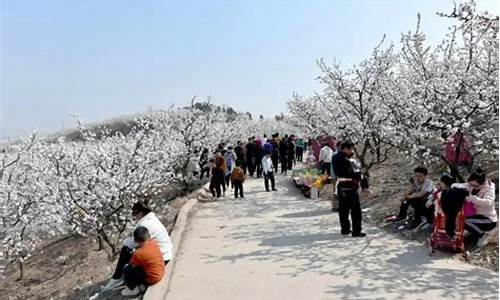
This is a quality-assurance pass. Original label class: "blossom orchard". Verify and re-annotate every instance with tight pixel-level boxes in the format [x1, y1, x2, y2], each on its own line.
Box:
[288, 1, 498, 178]
[0, 103, 294, 280]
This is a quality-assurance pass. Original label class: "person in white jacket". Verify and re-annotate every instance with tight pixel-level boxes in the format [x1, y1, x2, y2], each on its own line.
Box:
[462, 168, 497, 247]
[262, 153, 277, 192]
[103, 202, 173, 291]
[319, 143, 334, 176]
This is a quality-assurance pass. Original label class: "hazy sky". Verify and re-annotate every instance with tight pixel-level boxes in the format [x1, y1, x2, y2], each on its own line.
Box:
[1, 0, 498, 138]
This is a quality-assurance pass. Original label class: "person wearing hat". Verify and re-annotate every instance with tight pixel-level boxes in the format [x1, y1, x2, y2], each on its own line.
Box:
[102, 202, 173, 291]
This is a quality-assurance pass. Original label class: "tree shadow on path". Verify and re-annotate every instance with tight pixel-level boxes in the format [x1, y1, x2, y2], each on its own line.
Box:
[196, 174, 498, 299]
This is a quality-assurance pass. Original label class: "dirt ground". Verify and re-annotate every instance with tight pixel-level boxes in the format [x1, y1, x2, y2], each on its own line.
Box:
[0, 180, 204, 300]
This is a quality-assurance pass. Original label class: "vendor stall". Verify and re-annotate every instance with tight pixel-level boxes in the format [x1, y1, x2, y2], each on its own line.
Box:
[291, 168, 329, 198]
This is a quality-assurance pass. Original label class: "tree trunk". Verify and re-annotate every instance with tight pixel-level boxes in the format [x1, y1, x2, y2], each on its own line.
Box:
[450, 131, 465, 183]
[96, 235, 104, 251]
[98, 230, 118, 261]
[16, 260, 23, 281]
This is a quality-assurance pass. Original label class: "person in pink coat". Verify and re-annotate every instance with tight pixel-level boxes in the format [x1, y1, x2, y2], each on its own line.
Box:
[463, 168, 497, 247]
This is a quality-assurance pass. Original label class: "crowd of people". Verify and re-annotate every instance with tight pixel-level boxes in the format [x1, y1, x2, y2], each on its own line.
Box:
[199, 134, 370, 238]
[201, 132, 497, 247]
[97, 133, 496, 297]
[199, 133, 307, 198]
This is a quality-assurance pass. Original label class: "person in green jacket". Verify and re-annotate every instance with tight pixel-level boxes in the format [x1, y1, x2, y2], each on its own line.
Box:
[295, 138, 305, 162]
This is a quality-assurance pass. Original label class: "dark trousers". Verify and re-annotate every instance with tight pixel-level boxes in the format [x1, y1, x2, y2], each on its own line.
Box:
[123, 261, 169, 290]
[287, 156, 294, 170]
[247, 158, 256, 177]
[233, 180, 244, 198]
[398, 197, 428, 224]
[280, 157, 288, 173]
[199, 167, 210, 180]
[465, 215, 497, 237]
[256, 162, 263, 178]
[221, 179, 226, 194]
[272, 157, 279, 173]
[210, 181, 221, 198]
[112, 246, 133, 279]
[237, 161, 247, 175]
[264, 172, 276, 191]
[296, 148, 303, 162]
[225, 173, 233, 188]
[338, 188, 362, 234]
[123, 265, 147, 290]
[321, 162, 332, 176]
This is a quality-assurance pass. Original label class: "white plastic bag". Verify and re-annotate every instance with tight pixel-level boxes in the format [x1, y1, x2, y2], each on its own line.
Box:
[311, 187, 319, 199]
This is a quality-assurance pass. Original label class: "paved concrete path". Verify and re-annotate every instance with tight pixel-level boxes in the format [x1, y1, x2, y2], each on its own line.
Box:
[166, 173, 498, 300]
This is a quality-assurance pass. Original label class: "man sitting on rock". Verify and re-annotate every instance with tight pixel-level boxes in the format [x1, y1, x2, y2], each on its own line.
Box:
[388, 167, 435, 229]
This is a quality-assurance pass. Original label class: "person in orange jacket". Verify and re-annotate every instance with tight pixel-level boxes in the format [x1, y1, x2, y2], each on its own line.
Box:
[231, 162, 246, 198]
[121, 226, 165, 296]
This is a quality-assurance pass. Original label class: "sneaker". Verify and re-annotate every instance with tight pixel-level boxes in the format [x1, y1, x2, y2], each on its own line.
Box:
[414, 222, 427, 230]
[121, 286, 140, 296]
[341, 231, 351, 235]
[386, 215, 402, 223]
[266, 190, 271, 192]
[409, 221, 422, 230]
[102, 278, 124, 291]
[419, 223, 432, 232]
[352, 232, 367, 238]
[477, 233, 491, 248]
[272, 189, 278, 191]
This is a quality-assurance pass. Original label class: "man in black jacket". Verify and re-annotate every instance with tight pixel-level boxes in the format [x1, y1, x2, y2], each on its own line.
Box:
[246, 137, 257, 177]
[271, 136, 280, 173]
[279, 135, 289, 174]
[332, 140, 366, 237]
[234, 141, 246, 174]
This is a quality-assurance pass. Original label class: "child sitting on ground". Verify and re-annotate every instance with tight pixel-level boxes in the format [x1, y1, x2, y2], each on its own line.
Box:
[121, 226, 165, 296]
[231, 162, 245, 198]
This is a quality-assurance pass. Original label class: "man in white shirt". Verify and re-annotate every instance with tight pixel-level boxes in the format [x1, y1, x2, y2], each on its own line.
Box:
[103, 202, 173, 291]
[262, 153, 277, 192]
[319, 143, 334, 176]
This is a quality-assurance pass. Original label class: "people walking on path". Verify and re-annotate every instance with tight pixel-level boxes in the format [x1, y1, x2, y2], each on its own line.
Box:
[234, 141, 247, 175]
[271, 135, 280, 173]
[279, 135, 289, 175]
[255, 139, 264, 178]
[332, 140, 366, 237]
[199, 148, 211, 180]
[224, 146, 237, 188]
[246, 137, 257, 177]
[215, 152, 227, 196]
[231, 162, 246, 198]
[262, 152, 277, 192]
[295, 138, 305, 162]
[287, 136, 296, 170]
[210, 157, 225, 198]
